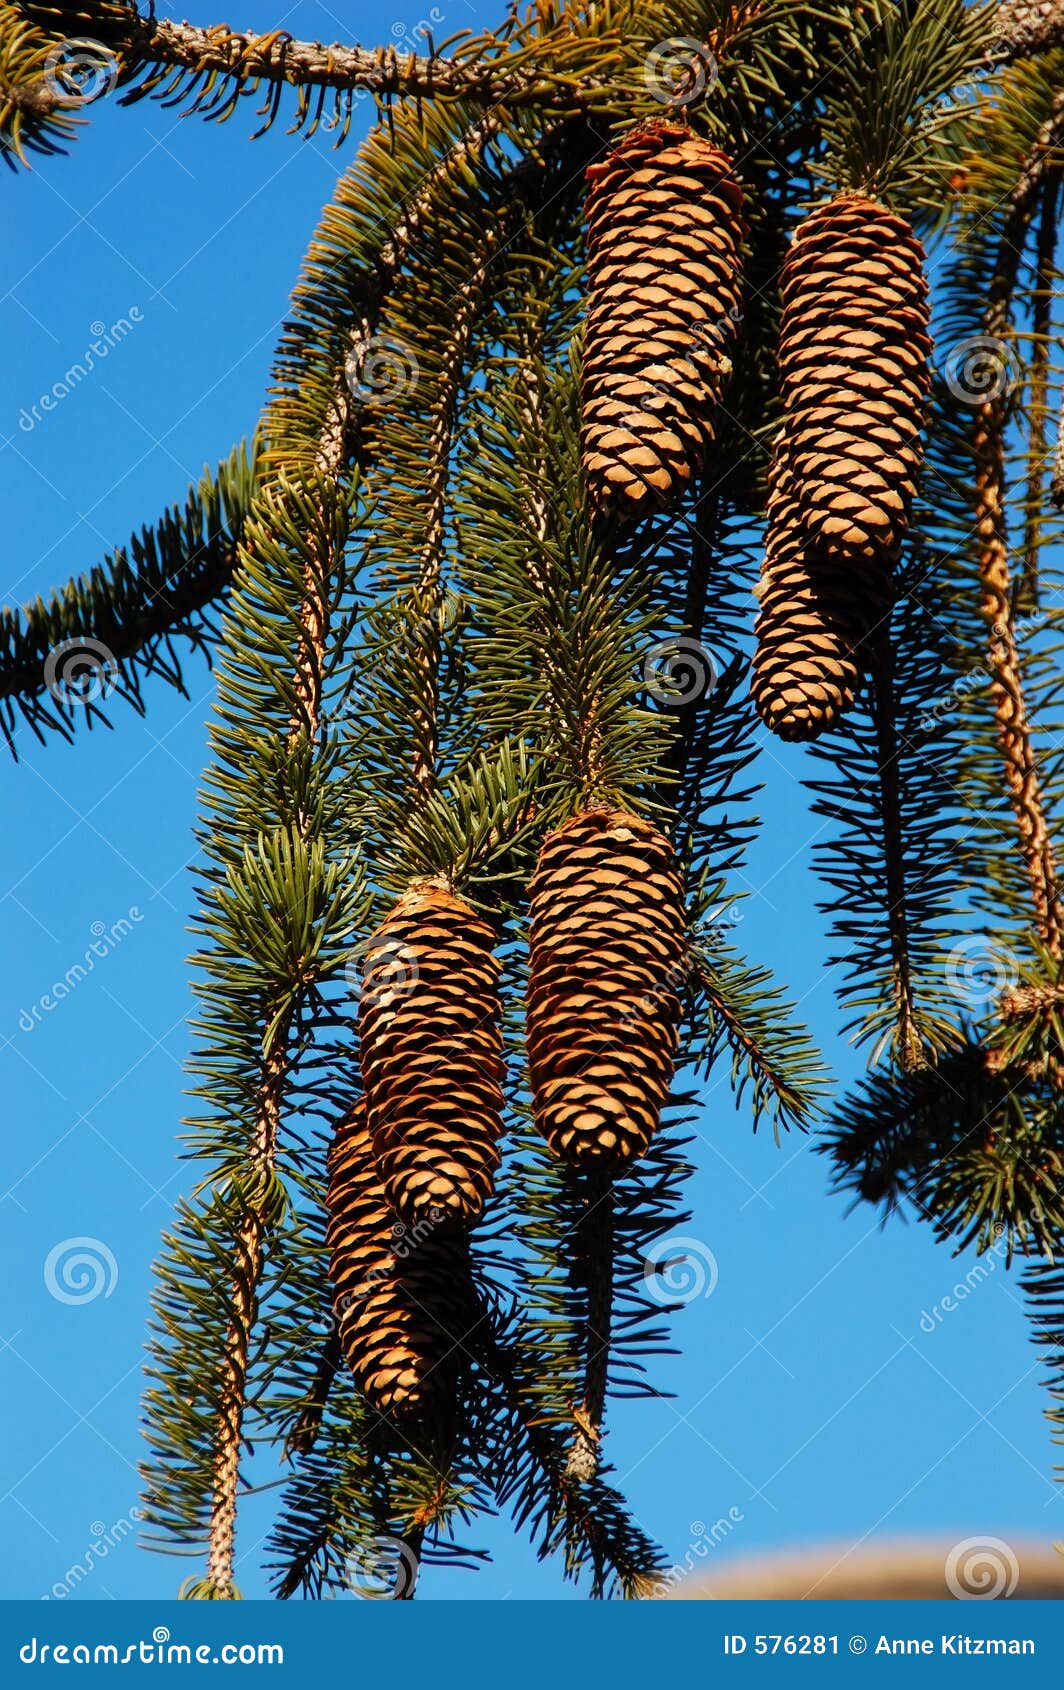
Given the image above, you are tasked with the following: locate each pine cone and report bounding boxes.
[751,477,891,741]
[581,122,744,519]
[326,1103,467,1420]
[359,882,504,1226]
[527,809,686,1169]
[774,193,931,563]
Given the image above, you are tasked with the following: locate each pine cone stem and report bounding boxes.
[565,1168,613,1480]
[869,633,924,1071]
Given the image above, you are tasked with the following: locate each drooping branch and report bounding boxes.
[13,1,637,135]
[972,97,1064,955]
[0,439,259,750]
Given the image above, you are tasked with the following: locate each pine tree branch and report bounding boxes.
[0,439,259,751]
[1020,173,1059,604]
[869,628,926,1073]
[13,0,641,136]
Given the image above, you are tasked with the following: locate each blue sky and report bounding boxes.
[0,0,1060,1604]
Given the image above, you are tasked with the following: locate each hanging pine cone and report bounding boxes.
[358,881,504,1227]
[581,121,744,519]
[527,809,686,1169]
[774,192,932,563]
[750,477,891,741]
[326,1103,466,1420]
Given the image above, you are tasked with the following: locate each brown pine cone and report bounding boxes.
[774,193,931,563]
[751,477,891,741]
[325,1103,467,1420]
[581,121,744,519]
[527,809,687,1169]
[358,882,504,1227]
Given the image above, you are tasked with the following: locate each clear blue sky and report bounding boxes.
[1,0,1060,1604]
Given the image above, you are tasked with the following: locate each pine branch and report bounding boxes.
[0,439,259,752]
[821,1038,1064,1258]
[13,0,661,140]
[1022,1256,1064,1484]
